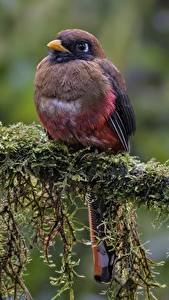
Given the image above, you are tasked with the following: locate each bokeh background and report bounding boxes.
[0,0,169,299]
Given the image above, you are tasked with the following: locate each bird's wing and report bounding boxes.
[98,59,136,152]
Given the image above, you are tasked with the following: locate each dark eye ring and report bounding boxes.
[76,42,89,53]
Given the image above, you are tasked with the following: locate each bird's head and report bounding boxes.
[47,29,106,63]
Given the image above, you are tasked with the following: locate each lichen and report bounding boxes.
[0,123,169,299]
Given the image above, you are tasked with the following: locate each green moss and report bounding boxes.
[0,123,169,299]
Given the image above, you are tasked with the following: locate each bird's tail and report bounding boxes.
[88,200,115,283]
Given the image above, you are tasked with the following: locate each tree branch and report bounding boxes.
[0,123,168,300]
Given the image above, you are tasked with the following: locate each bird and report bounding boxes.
[34,29,136,283]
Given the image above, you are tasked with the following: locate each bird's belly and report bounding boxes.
[38,96,120,150]
[40,114,121,150]
[73,124,121,150]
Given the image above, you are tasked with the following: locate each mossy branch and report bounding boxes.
[0,123,168,300]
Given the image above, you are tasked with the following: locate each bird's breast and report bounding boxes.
[35,58,110,102]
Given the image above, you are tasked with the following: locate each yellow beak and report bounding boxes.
[47,39,70,52]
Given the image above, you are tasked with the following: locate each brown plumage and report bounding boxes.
[34,28,136,282]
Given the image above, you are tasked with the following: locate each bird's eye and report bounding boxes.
[76,42,89,53]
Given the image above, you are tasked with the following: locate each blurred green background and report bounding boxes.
[0,0,169,299]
